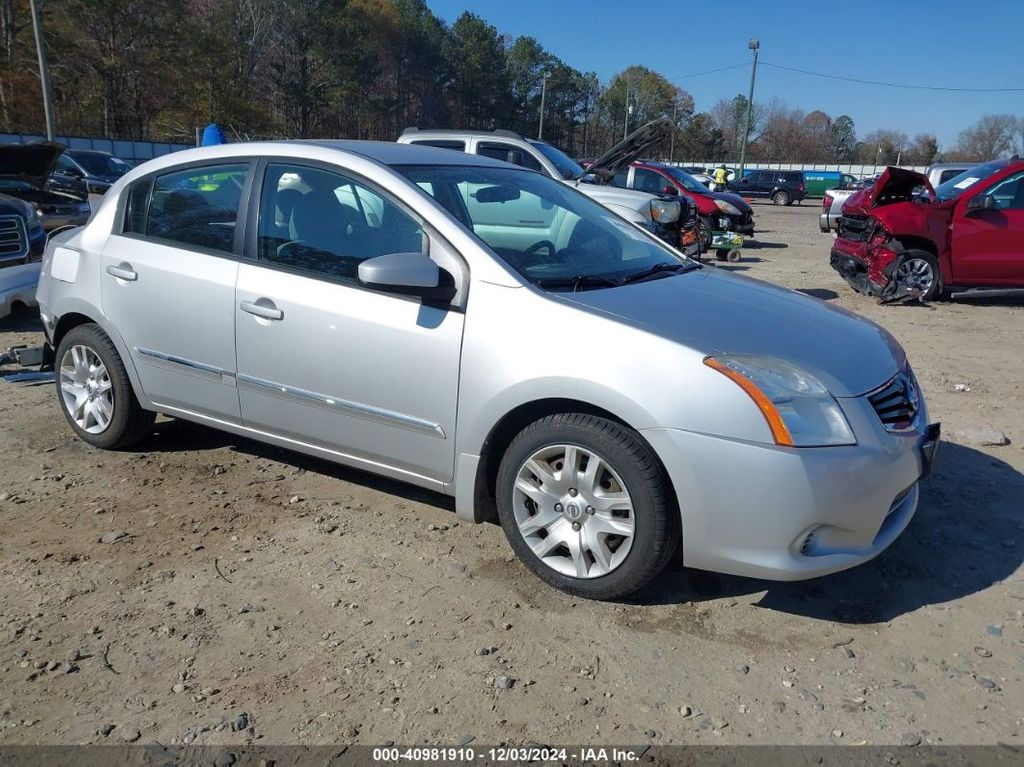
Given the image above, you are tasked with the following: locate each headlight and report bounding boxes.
[704,355,856,447]
[650,199,681,223]
[713,198,741,216]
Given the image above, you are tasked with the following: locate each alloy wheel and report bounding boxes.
[59,344,114,434]
[512,444,635,579]
[895,257,935,294]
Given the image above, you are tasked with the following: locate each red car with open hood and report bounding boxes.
[830,159,1024,300]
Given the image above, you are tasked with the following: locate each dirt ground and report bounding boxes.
[0,201,1021,748]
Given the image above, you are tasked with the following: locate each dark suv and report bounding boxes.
[731,169,806,206]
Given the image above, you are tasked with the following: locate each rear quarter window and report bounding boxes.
[408,139,467,152]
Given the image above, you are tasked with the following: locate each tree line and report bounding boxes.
[0,0,1020,165]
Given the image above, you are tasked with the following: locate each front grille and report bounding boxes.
[837,214,870,242]
[869,369,920,431]
[0,215,29,261]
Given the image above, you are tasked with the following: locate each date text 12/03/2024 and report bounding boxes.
[371,747,640,763]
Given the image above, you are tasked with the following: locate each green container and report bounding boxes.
[800,171,843,198]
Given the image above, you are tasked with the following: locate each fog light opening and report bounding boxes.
[799,526,822,556]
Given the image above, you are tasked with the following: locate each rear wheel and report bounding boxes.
[495,413,679,601]
[893,250,941,300]
[772,190,791,206]
[55,324,154,449]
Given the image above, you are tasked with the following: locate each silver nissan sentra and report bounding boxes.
[35,141,940,600]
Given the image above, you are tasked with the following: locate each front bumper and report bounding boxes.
[642,395,935,580]
[0,262,41,318]
[830,237,903,297]
[39,210,89,231]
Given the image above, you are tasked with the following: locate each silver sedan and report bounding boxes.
[35,141,939,600]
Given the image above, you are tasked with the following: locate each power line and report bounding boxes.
[760,61,1024,93]
[668,63,748,81]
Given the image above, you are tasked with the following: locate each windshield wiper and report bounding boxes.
[535,274,622,291]
[620,261,695,285]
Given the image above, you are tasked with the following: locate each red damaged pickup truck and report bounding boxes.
[830,158,1024,300]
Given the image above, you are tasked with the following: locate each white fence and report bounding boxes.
[671,162,927,176]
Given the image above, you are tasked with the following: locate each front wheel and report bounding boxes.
[772,190,791,206]
[55,324,155,449]
[495,413,679,600]
[699,216,715,251]
[893,250,941,300]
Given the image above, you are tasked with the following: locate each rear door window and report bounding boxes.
[407,139,466,152]
[138,163,249,253]
[476,142,544,172]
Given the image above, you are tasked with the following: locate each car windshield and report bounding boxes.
[527,140,585,180]
[396,164,696,290]
[934,161,1004,201]
[69,152,131,177]
[659,166,710,193]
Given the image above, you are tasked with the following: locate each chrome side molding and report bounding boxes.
[237,373,446,439]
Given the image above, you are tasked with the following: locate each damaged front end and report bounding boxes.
[830,216,914,300]
[830,166,941,302]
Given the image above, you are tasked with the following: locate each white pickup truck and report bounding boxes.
[819,186,861,232]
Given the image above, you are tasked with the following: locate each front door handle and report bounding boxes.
[240,299,284,321]
[105,263,137,281]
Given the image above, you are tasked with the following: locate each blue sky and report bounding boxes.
[426,0,1024,148]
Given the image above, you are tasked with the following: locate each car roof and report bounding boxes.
[299,139,515,168]
[121,140,517,181]
[400,127,527,141]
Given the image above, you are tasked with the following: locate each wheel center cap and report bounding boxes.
[565,502,582,521]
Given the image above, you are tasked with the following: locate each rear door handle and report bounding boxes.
[105,263,137,281]
[240,299,284,321]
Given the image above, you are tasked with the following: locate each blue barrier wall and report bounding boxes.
[0,133,192,165]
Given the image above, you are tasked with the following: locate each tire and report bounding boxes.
[495,413,679,600]
[772,190,791,206]
[893,250,941,301]
[699,216,715,251]
[55,323,155,449]
[715,249,730,261]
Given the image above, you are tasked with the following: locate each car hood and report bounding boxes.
[711,191,752,214]
[571,180,663,213]
[842,166,932,214]
[0,142,65,189]
[579,117,673,182]
[0,192,30,215]
[560,268,904,397]
[0,187,83,207]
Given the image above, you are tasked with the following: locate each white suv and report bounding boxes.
[398,119,698,255]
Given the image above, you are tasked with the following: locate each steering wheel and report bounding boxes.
[277,240,305,259]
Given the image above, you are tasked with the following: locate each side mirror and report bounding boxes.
[662,185,678,196]
[967,195,996,213]
[65,166,84,178]
[358,252,455,302]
